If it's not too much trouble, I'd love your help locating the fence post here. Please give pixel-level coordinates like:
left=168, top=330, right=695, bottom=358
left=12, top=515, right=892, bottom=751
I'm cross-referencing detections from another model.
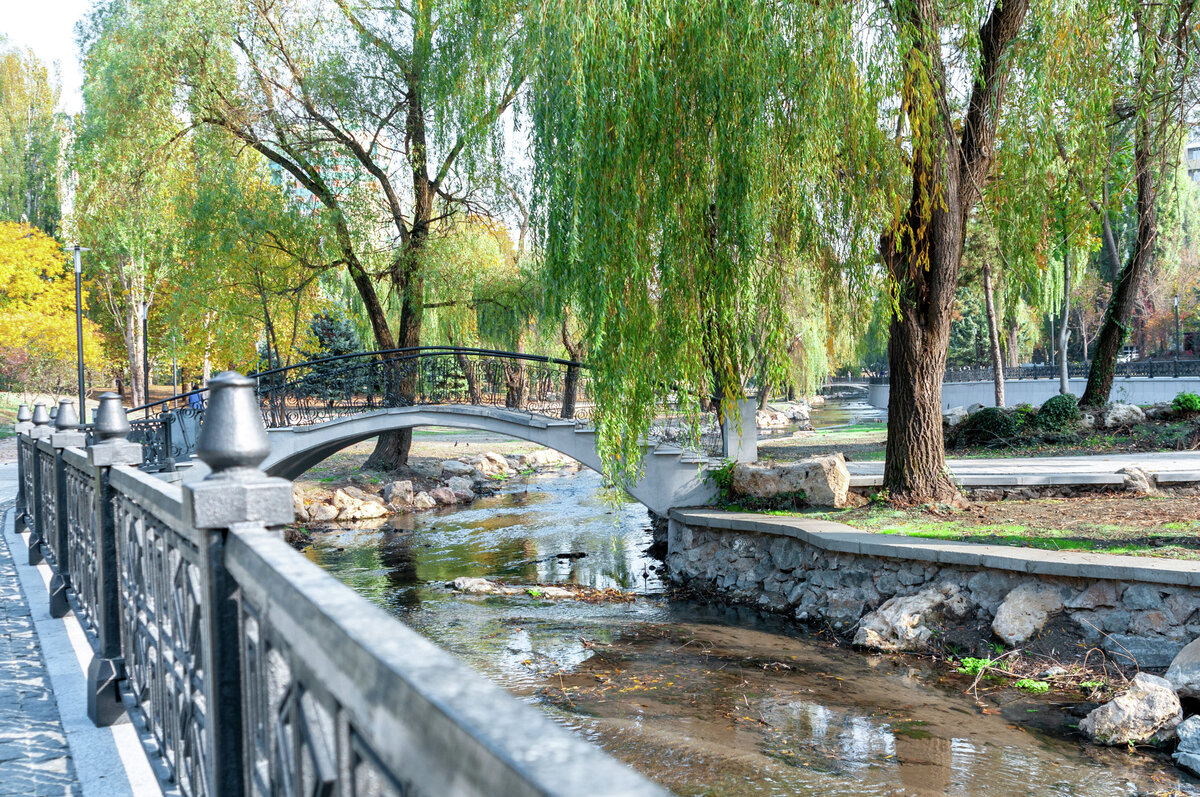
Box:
left=86, top=393, right=143, bottom=725
left=183, top=372, right=294, bottom=796
left=720, top=397, right=759, bottom=462
left=28, top=403, right=52, bottom=565
left=14, top=405, right=31, bottom=534
left=49, top=400, right=87, bottom=618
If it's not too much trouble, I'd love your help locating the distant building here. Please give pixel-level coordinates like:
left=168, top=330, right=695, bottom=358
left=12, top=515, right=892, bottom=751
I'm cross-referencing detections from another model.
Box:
left=1188, top=137, right=1200, bottom=183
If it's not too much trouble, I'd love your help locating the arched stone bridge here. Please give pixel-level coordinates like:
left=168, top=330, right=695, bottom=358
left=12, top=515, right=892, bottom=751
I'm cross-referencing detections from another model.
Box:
left=128, top=347, right=753, bottom=514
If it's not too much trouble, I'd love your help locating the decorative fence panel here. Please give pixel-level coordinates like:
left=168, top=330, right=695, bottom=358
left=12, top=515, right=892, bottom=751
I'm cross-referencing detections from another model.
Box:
left=62, top=449, right=99, bottom=635
left=12, top=380, right=667, bottom=797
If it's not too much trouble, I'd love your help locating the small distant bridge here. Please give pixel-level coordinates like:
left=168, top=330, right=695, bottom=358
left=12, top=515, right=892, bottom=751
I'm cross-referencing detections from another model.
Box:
left=124, top=347, right=753, bottom=514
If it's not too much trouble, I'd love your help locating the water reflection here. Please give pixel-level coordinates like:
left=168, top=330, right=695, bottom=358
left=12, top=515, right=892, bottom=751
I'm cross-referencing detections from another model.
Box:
left=308, top=470, right=1196, bottom=796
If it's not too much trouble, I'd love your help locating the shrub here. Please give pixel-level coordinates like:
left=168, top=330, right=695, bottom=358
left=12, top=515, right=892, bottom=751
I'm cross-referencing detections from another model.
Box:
left=957, top=407, right=1018, bottom=446
left=1012, top=403, right=1037, bottom=430
left=1036, top=393, right=1081, bottom=431
left=1173, top=392, right=1200, bottom=413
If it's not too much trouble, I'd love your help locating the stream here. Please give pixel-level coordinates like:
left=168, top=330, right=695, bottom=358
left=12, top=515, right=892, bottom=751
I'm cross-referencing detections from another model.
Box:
left=305, top=401, right=1196, bottom=796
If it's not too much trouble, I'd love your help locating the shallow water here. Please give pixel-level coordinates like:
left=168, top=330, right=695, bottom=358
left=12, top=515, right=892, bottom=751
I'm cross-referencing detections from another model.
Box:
left=308, top=469, right=1198, bottom=796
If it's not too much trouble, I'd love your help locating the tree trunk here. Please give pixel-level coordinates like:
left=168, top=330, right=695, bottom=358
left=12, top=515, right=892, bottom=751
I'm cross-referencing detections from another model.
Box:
left=1059, top=242, right=1071, bottom=394
left=983, top=263, right=1005, bottom=407
left=881, top=0, right=1028, bottom=502
left=1082, top=115, right=1160, bottom=407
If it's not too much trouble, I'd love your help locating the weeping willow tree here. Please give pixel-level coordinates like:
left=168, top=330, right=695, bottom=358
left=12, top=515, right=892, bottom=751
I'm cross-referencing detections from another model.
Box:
left=529, top=0, right=890, bottom=480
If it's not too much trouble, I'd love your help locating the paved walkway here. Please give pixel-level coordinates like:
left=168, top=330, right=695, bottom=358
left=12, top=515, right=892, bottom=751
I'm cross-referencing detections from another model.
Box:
left=847, top=450, right=1200, bottom=487
left=0, top=464, right=162, bottom=797
left=0, top=498, right=79, bottom=796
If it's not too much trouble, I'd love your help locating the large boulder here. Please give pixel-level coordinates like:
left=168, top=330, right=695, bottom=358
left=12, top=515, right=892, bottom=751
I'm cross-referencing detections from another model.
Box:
left=382, top=479, right=414, bottom=507
left=730, top=454, right=850, bottom=507
left=446, top=476, right=474, bottom=494
left=292, top=492, right=310, bottom=522
left=1166, top=638, right=1200, bottom=698
left=331, top=488, right=388, bottom=520
left=992, top=583, right=1063, bottom=646
left=522, top=449, right=571, bottom=469
left=1102, top=402, right=1146, bottom=429
left=1079, top=673, right=1182, bottom=745
left=853, top=584, right=970, bottom=652
left=441, top=460, right=475, bottom=477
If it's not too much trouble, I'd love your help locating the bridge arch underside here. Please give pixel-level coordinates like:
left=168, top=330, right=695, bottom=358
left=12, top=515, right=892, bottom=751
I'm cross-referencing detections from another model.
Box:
left=257, top=405, right=714, bottom=516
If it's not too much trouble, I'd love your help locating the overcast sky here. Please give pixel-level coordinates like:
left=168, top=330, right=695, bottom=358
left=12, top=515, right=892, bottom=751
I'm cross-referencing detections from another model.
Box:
left=3, top=0, right=91, bottom=114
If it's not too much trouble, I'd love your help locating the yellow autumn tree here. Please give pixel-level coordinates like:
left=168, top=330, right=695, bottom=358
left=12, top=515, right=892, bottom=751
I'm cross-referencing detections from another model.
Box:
left=0, top=221, right=106, bottom=395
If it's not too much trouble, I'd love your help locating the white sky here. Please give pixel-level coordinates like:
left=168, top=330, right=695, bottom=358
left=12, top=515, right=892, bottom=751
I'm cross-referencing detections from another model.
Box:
left=2, top=0, right=91, bottom=114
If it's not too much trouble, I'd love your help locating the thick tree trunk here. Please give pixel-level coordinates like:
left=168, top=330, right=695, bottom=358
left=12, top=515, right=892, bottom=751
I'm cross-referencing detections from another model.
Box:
left=1082, top=119, right=1160, bottom=407
left=881, top=0, right=1028, bottom=502
left=1005, top=311, right=1020, bottom=367
left=1059, top=243, right=1071, bottom=394
left=983, top=263, right=1005, bottom=407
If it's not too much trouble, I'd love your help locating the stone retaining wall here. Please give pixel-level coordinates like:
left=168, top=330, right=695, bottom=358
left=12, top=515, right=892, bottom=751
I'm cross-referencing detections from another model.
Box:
left=666, top=510, right=1200, bottom=668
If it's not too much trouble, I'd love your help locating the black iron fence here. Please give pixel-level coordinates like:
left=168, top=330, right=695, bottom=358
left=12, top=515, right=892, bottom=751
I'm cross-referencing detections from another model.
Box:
left=125, top=347, right=724, bottom=469
left=867, top=359, right=1200, bottom=385
left=13, top=383, right=667, bottom=797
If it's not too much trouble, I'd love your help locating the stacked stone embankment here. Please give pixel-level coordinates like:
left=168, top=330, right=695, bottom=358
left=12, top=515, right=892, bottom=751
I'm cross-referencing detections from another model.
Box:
left=667, top=510, right=1200, bottom=668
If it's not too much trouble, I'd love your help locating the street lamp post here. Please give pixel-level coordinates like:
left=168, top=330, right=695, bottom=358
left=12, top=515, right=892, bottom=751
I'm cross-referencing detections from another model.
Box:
left=72, top=245, right=90, bottom=419
left=141, top=302, right=151, bottom=406
left=1176, top=294, right=1181, bottom=356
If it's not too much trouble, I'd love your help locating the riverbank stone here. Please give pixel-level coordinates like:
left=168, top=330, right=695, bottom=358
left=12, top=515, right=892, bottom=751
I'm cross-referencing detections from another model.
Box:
left=852, top=583, right=968, bottom=652
left=1079, top=673, right=1182, bottom=745
left=730, top=454, right=850, bottom=507
left=1166, top=638, right=1200, bottom=698
left=1174, top=716, right=1200, bottom=777
left=1101, top=634, right=1186, bottom=669
left=992, top=583, right=1064, bottom=646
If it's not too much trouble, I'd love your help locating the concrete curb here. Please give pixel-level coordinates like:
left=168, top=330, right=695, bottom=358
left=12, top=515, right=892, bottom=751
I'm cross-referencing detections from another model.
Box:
left=669, top=509, right=1200, bottom=588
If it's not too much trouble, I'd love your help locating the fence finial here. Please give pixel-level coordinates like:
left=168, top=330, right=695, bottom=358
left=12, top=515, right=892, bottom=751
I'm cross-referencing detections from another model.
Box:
left=195, top=371, right=270, bottom=478
left=55, top=399, right=79, bottom=430
left=187, top=371, right=292, bottom=530
left=16, top=404, right=30, bottom=423
left=32, top=403, right=50, bottom=426
left=93, top=393, right=131, bottom=444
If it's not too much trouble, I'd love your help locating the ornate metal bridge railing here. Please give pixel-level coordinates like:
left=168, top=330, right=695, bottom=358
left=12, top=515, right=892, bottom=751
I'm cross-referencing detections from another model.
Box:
left=125, top=347, right=726, bottom=470
left=12, top=377, right=666, bottom=797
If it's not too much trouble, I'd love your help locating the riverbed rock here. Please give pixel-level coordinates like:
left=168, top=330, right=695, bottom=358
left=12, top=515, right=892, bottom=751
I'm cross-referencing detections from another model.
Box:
left=756, top=409, right=790, bottom=428
left=1119, top=466, right=1156, bottom=495
left=1079, top=673, right=1182, bottom=745
left=1102, top=402, right=1146, bottom=429
left=411, top=460, right=444, bottom=479
left=448, top=577, right=520, bottom=595
left=992, top=583, right=1064, bottom=646
left=331, top=488, right=388, bottom=520
left=308, top=502, right=339, bottom=522
left=1166, top=638, right=1200, bottom=698
left=1173, top=716, right=1200, bottom=776
left=853, top=584, right=969, bottom=652
left=730, top=454, right=850, bottom=508
left=441, top=460, right=475, bottom=477
left=785, top=404, right=811, bottom=422
left=411, top=491, right=438, bottom=510
left=522, top=449, right=571, bottom=468
left=446, top=476, right=474, bottom=494
left=429, top=486, right=458, bottom=506
left=292, top=493, right=310, bottom=522
left=967, top=403, right=986, bottom=415
left=471, top=452, right=514, bottom=477
left=382, top=479, right=414, bottom=507
left=942, top=407, right=968, bottom=428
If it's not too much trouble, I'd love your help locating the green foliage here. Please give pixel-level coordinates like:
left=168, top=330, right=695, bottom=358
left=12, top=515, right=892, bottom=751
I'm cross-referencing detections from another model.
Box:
left=1013, top=679, right=1051, bottom=694
left=0, top=45, right=63, bottom=236
left=956, top=658, right=999, bottom=676
left=1037, top=393, right=1081, bottom=431
left=530, top=0, right=893, bottom=479
left=1012, top=403, right=1038, bottom=430
left=956, top=407, right=1019, bottom=447
left=1173, top=392, right=1200, bottom=413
